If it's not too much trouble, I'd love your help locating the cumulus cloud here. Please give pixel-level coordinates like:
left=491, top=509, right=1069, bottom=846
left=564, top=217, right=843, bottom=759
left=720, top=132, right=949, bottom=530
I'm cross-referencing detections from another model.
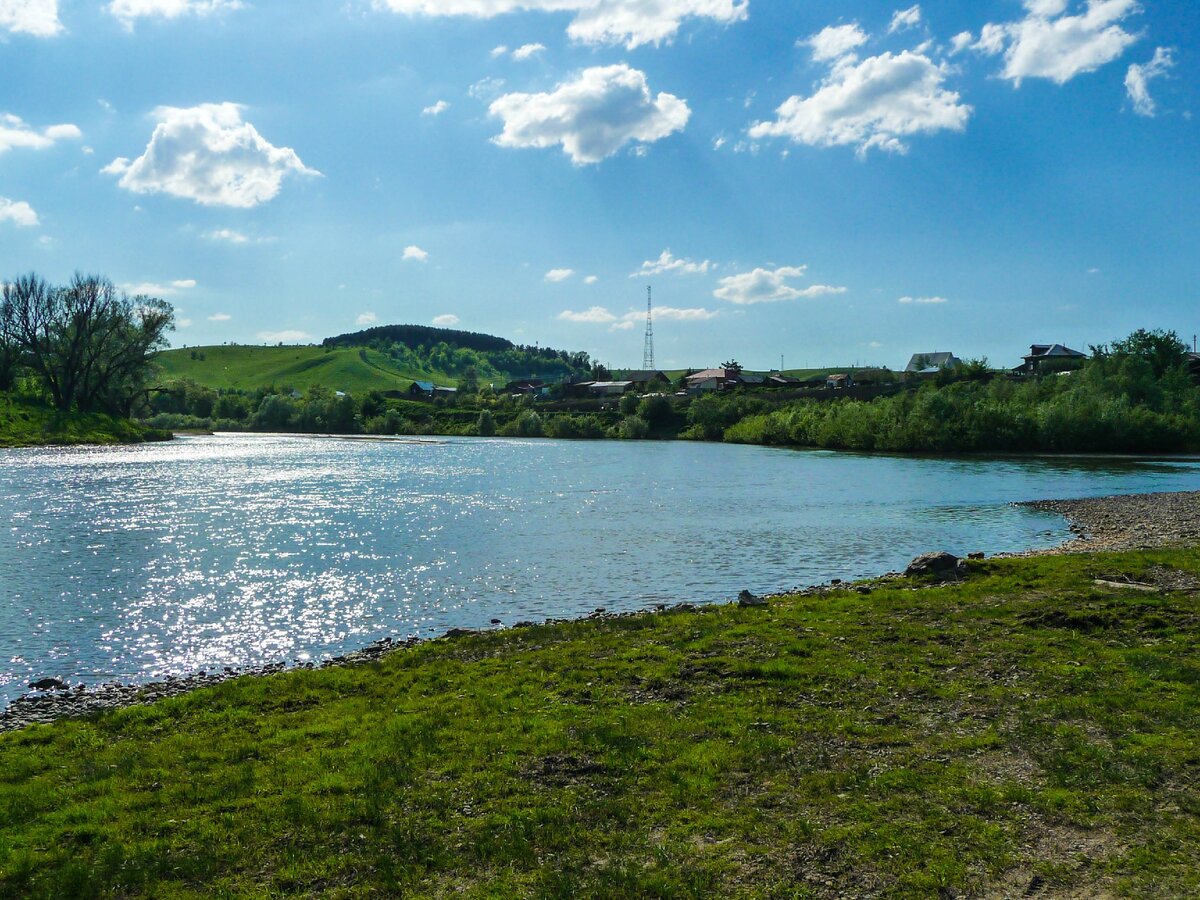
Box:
left=373, top=0, right=748, bottom=50
left=949, top=30, right=974, bottom=54
left=632, top=249, right=712, bottom=277
left=0, top=197, right=38, bottom=227
left=258, top=330, right=312, bottom=343
left=432, top=313, right=461, bottom=326
left=898, top=295, right=947, bottom=304
left=806, top=24, right=867, bottom=62
left=0, top=0, right=61, bottom=35
left=584, top=275, right=599, bottom=284
left=104, top=104, right=317, bottom=208
left=545, top=267, right=575, bottom=282
left=403, top=244, right=429, bottom=261
left=749, top=49, right=971, bottom=156
left=470, top=77, right=508, bottom=100
left=490, top=64, right=690, bottom=164
left=888, top=4, right=921, bottom=33
left=356, top=312, right=379, bottom=325
left=1126, top=47, right=1174, bottom=117
left=0, top=114, right=81, bottom=154
left=648, top=306, right=719, bottom=321
left=107, top=0, right=241, bottom=27
left=512, top=42, right=546, bottom=60
left=713, top=265, right=846, bottom=305
left=208, top=312, right=231, bottom=321
left=974, top=0, right=1141, bottom=86
left=422, top=100, right=450, bottom=116
left=120, top=278, right=196, bottom=296
left=558, top=306, right=616, bottom=323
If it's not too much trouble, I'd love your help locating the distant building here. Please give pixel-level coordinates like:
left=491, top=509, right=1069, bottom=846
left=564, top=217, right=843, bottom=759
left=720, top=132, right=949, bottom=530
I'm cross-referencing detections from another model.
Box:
left=1188, top=353, right=1200, bottom=384
left=904, top=352, right=961, bottom=375
left=588, top=381, right=635, bottom=397
left=504, top=379, right=547, bottom=396
left=685, top=368, right=740, bottom=393
left=1017, top=343, right=1087, bottom=375
left=767, top=374, right=802, bottom=387
left=619, top=370, right=670, bottom=391
left=825, top=373, right=853, bottom=389
left=409, top=381, right=457, bottom=399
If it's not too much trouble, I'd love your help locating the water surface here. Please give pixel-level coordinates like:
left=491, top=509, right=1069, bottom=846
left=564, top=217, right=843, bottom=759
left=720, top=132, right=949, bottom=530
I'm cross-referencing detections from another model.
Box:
left=3, top=434, right=1199, bottom=706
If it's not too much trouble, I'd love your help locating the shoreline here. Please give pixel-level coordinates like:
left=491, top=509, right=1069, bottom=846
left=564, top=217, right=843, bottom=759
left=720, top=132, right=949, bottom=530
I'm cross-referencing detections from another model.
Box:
left=4, top=488, right=1199, bottom=734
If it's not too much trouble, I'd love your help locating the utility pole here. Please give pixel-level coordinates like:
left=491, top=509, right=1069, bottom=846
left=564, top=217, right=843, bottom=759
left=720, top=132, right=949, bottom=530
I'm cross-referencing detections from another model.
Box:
left=642, top=285, right=655, bottom=370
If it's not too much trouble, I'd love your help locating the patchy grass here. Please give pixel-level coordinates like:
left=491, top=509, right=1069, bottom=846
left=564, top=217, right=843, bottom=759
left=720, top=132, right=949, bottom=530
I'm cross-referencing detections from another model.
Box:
left=2, top=549, right=1200, bottom=897
left=0, top=396, right=170, bottom=448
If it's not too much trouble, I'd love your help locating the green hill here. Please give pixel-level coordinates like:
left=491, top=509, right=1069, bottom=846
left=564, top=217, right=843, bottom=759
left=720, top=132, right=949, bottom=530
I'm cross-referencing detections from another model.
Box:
left=154, top=345, right=455, bottom=394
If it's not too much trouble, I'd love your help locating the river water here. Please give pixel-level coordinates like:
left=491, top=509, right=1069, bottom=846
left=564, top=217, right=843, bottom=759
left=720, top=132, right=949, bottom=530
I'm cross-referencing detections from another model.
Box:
left=2, top=434, right=1199, bottom=706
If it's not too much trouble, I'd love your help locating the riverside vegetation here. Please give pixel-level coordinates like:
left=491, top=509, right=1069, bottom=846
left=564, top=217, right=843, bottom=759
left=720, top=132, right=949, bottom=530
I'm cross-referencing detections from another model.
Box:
left=151, top=328, right=1200, bottom=454
left=2, top=546, right=1199, bottom=896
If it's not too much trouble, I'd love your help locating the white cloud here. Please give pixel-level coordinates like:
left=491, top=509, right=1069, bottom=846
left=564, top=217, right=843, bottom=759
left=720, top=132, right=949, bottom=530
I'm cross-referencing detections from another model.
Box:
left=806, top=24, right=867, bottom=62
left=1126, top=47, right=1174, bottom=117
left=713, top=265, right=846, bottom=305
left=584, top=275, right=599, bottom=284
left=104, top=103, right=318, bottom=208
left=490, top=64, right=690, bottom=165
left=206, top=228, right=248, bottom=243
left=0, top=0, right=61, bottom=36
left=491, top=44, right=509, bottom=57
left=432, top=313, right=461, bottom=326
left=422, top=100, right=450, bottom=116
left=356, top=312, right=379, bottom=325
left=403, top=244, right=429, bottom=261
left=208, top=312, right=231, bottom=321
left=373, top=0, right=748, bottom=50
left=645, top=306, right=718, bottom=321
left=120, top=279, right=196, bottom=296
left=632, top=249, right=712, bottom=277
left=949, top=31, right=974, bottom=54
left=0, top=197, right=38, bottom=227
left=177, top=318, right=193, bottom=328
left=558, top=306, right=616, bottom=323
left=512, top=42, right=546, bottom=60
left=545, top=267, right=575, bottom=282
left=0, top=114, right=81, bottom=154
left=974, top=0, right=1141, bottom=86
left=888, top=5, right=921, bottom=34
left=258, top=330, right=312, bottom=343
left=750, top=49, right=971, bottom=156
left=107, top=0, right=241, bottom=27
left=470, top=77, right=507, bottom=100
left=897, top=295, right=947, bottom=304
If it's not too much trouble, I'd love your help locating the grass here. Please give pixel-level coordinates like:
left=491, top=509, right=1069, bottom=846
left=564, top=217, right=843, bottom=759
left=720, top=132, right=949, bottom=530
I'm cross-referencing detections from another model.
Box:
left=2, top=549, right=1200, bottom=897
left=0, top=396, right=170, bottom=448
left=155, top=345, right=454, bottom=394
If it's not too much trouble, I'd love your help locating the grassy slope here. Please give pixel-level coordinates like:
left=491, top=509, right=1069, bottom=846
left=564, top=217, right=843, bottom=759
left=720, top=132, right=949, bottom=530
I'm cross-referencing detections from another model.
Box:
left=155, top=346, right=457, bottom=394
left=2, top=550, right=1199, bottom=897
left=0, top=397, right=169, bottom=448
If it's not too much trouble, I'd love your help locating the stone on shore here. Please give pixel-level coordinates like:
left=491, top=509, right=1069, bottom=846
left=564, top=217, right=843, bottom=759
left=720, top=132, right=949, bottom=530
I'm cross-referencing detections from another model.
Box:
left=738, top=590, right=767, bottom=608
left=905, top=552, right=964, bottom=580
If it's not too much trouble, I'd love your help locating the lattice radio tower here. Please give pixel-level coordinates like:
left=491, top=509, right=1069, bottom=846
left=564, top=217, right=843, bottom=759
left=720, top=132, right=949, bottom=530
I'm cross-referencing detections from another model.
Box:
left=642, top=285, right=655, bottom=370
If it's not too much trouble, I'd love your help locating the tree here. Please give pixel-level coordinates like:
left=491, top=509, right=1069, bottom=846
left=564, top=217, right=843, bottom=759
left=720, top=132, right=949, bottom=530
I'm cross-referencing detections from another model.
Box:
left=722, top=359, right=743, bottom=378
left=1, top=273, right=174, bottom=413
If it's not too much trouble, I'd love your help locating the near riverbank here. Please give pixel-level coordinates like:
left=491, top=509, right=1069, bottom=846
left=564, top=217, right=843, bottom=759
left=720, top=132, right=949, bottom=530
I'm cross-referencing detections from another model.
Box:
left=0, top=398, right=170, bottom=448
left=2, top=491, right=1199, bottom=896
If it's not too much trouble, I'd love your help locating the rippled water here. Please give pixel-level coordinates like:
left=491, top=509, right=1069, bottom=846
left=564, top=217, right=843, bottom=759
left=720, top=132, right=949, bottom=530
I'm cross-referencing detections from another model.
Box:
left=2, top=434, right=1199, bottom=706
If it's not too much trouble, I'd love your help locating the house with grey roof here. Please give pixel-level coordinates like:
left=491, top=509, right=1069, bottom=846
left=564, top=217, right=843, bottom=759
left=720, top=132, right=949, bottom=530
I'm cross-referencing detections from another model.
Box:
left=1017, top=343, right=1087, bottom=375
left=904, top=352, right=961, bottom=375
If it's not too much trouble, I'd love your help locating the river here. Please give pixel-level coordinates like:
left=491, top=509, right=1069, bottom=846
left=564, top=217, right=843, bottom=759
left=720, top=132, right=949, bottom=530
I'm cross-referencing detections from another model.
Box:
left=2, top=434, right=1199, bottom=706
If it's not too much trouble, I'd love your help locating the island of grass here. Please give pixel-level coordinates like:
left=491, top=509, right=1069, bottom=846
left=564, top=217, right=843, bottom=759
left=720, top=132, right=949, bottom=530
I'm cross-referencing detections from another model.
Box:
left=3, top=494, right=1200, bottom=897
left=0, top=397, right=170, bottom=449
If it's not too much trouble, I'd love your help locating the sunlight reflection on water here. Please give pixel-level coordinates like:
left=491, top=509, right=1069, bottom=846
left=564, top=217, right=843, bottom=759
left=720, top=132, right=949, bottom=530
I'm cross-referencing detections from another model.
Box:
left=2, top=434, right=1199, bottom=705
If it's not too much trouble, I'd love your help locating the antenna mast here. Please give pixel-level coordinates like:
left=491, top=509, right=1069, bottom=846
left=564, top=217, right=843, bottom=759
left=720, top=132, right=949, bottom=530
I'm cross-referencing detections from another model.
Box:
left=642, top=285, right=656, bottom=369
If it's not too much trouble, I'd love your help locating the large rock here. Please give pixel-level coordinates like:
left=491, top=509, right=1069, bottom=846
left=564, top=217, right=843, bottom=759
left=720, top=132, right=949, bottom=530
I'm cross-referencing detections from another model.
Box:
left=905, top=552, right=964, bottom=579
left=738, top=590, right=767, bottom=608
left=28, top=677, right=69, bottom=691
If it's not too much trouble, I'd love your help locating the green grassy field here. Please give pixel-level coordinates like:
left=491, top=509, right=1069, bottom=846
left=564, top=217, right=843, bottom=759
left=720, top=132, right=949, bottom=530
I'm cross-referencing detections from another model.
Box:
left=0, top=397, right=170, bottom=448
left=155, top=345, right=454, bottom=394
left=2, top=549, right=1199, bottom=897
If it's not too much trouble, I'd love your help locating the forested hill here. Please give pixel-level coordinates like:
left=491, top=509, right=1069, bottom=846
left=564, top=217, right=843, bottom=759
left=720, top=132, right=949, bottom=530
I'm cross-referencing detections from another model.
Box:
left=323, top=324, right=515, bottom=354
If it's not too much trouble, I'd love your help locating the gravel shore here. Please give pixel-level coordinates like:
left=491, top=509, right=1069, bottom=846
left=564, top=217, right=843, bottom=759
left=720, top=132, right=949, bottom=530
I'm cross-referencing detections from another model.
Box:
left=1021, top=490, right=1200, bottom=553
left=6, top=490, right=1200, bottom=734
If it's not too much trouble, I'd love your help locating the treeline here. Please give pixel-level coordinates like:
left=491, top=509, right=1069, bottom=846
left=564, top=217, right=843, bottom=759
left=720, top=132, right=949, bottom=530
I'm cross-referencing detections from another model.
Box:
left=722, top=330, right=1200, bottom=453
left=1, top=273, right=174, bottom=416
left=323, top=324, right=516, bottom=354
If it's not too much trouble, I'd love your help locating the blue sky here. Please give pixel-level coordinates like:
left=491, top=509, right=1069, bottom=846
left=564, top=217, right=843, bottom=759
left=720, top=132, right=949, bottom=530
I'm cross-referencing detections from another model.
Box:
left=1, top=0, right=1196, bottom=371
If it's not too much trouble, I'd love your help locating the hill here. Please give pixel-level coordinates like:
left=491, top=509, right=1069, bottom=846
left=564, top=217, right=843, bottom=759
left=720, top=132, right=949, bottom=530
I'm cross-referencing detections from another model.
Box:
left=154, top=345, right=456, bottom=394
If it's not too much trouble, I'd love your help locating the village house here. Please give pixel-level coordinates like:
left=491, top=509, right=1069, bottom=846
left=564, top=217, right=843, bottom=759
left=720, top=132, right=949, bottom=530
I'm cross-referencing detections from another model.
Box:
left=904, top=352, right=961, bottom=376
left=1016, top=343, right=1088, bottom=375
left=408, top=381, right=457, bottom=399
left=1189, top=353, right=1200, bottom=384
left=685, top=368, right=740, bottom=393
left=619, top=370, right=670, bottom=391
left=587, top=381, right=636, bottom=397
left=825, top=373, right=854, bottom=390
left=504, top=379, right=549, bottom=397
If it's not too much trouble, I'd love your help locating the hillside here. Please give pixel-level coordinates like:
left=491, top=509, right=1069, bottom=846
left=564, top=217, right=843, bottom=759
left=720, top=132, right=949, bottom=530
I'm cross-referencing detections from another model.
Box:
left=0, top=397, right=170, bottom=448
left=154, top=345, right=455, bottom=394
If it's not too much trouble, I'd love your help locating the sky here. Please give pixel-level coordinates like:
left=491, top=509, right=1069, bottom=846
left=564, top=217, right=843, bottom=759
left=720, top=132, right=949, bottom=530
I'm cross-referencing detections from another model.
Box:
left=1, top=0, right=1197, bottom=372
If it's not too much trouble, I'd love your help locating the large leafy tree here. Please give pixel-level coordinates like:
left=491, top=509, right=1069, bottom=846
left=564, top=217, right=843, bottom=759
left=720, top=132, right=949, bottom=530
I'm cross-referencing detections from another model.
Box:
left=1, top=273, right=174, bottom=414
